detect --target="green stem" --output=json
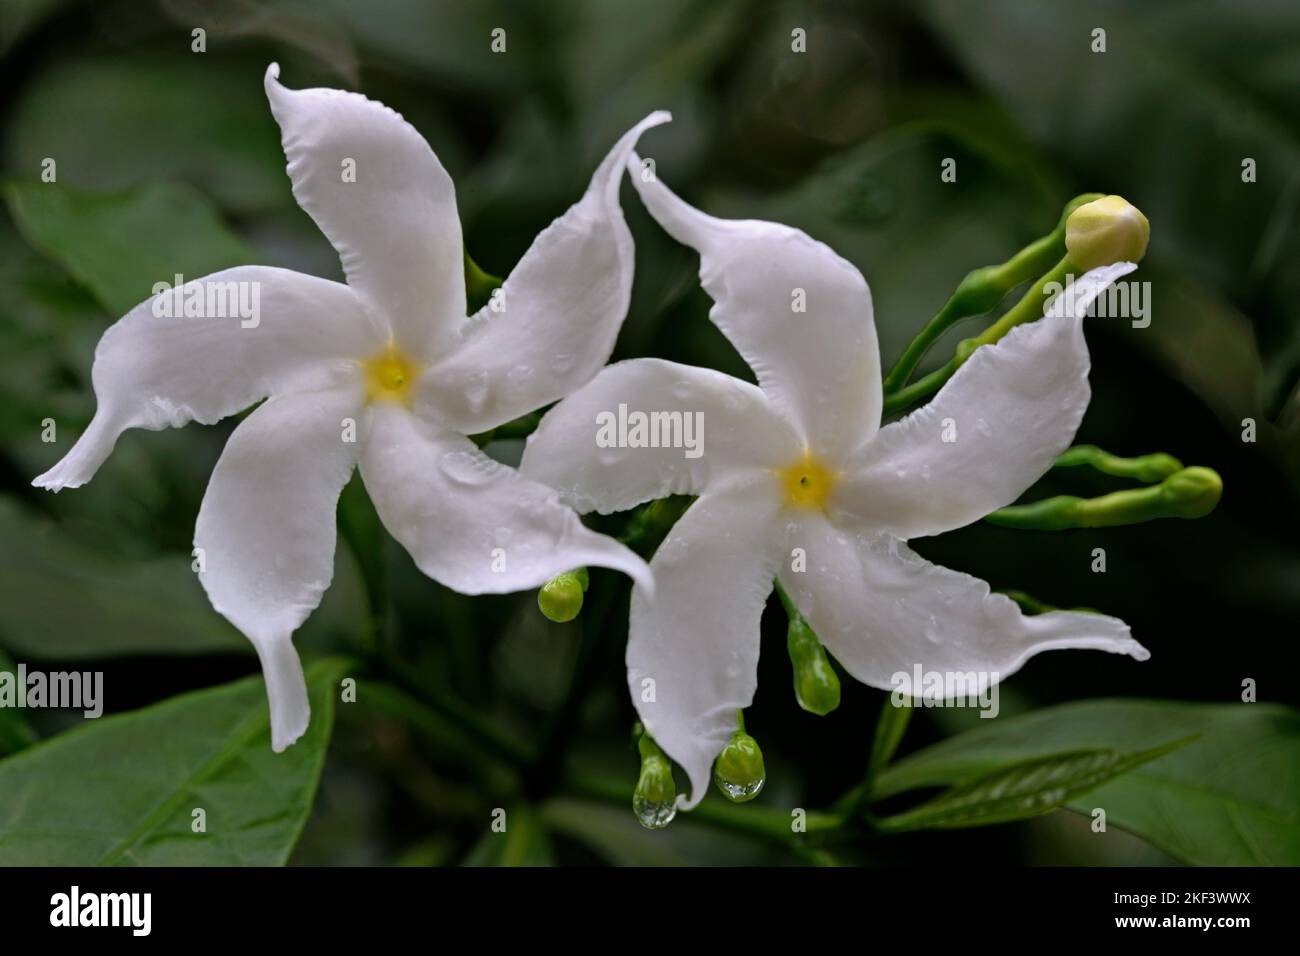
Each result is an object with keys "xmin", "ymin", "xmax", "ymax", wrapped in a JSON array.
[
  {"xmin": 838, "ymin": 697, "xmax": 913, "ymax": 823},
  {"xmin": 881, "ymin": 255, "xmax": 1076, "ymax": 416},
  {"xmin": 986, "ymin": 466, "xmax": 1223, "ymax": 530},
  {"xmin": 1052, "ymin": 444, "xmax": 1182, "ymax": 483},
  {"xmin": 881, "ymin": 193, "xmax": 1101, "ymax": 394}
]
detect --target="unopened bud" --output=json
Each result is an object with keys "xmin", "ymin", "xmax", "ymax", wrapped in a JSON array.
[
  {"xmin": 537, "ymin": 569, "xmax": 585, "ymax": 622},
  {"xmin": 787, "ymin": 616, "xmax": 841, "ymax": 715},
  {"xmin": 633, "ymin": 733, "xmax": 677, "ymax": 829},
  {"xmin": 713, "ymin": 726, "xmax": 766, "ymax": 803},
  {"xmin": 1065, "ymin": 195, "xmax": 1150, "ymax": 270},
  {"xmin": 1161, "ymin": 466, "xmax": 1222, "ymax": 519}
]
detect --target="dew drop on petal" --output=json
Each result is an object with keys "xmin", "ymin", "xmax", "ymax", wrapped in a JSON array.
[
  {"xmin": 438, "ymin": 450, "xmax": 493, "ymax": 487},
  {"xmin": 464, "ymin": 370, "xmax": 490, "ymax": 412}
]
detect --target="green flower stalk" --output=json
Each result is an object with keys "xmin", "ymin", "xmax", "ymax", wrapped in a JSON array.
[
  {"xmin": 882, "ymin": 193, "xmax": 1101, "ymax": 395},
  {"xmin": 1053, "ymin": 444, "xmax": 1183, "ymax": 483},
  {"xmin": 987, "ymin": 466, "xmax": 1223, "ymax": 530},
  {"xmin": 882, "ymin": 193, "xmax": 1149, "ymax": 415}
]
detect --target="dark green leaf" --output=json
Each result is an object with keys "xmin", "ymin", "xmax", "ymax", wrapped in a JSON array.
[
  {"xmin": 0, "ymin": 657, "xmax": 349, "ymax": 865},
  {"xmin": 872, "ymin": 699, "xmax": 1300, "ymax": 865},
  {"xmin": 0, "ymin": 497, "xmax": 369, "ymax": 660},
  {"xmin": 0, "ymin": 649, "xmax": 38, "ymax": 756},
  {"xmin": 4, "ymin": 180, "xmax": 254, "ymax": 317},
  {"xmin": 874, "ymin": 738, "xmax": 1193, "ymax": 832},
  {"xmin": 4, "ymin": 56, "xmax": 289, "ymax": 215}
]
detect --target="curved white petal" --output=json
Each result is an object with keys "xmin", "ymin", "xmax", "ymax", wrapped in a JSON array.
[
  {"xmin": 33, "ymin": 266, "xmax": 379, "ymax": 492},
  {"xmin": 359, "ymin": 402, "xmax": 651, "ymax": 593},
  {"xmin": 626, "ymin": 157, "xmax": 880, "ymax": 461},
  {"xmin": 831, "ymin": 263, "xmax": 1138, "ymax": 539},
  {"xmin": 519, "ymin": 358, "xmax": 801, "ymax": 514},
  {"xmin": 265, "ymin": 63, "xmax": 464, "ymax": 357},
  {"xmin": 415, "ymin": 112, "xmax": 670, "ymax": 432},
  {"xmin": 779, "ymin": 516, "xmax": 1148, "ymax": 700},
  {"xmin": 194, "ymin": 379, "xmax": 365, "ymax": 752},
  {"xmin": 628, "ymin": 478, "xmax": 784, "ymax": 810}
]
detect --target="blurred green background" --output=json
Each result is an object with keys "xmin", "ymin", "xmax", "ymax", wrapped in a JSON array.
[{"xmin": 0, "ymin": 0, "xmax": 1298, "ymax": 866}]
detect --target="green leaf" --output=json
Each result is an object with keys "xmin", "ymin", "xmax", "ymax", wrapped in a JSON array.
[
  {"xmin": 0, "ymin": 497, "xmax": 369, "ymax": 660},
  {"xmin": 0, "ymin": 498, "xmax": 246, "ymax": 658},
  {"xmin": 0, "ymin": 649, "xmax": 37, "ymax": 756},
  {"xmin": 872, "ymin": 699, "xmax": 1300, "ymax": 865},
  {"xmin": 4, "ymin": 56, "xmax": 290, "ymax": 215},
  {"xmin": 874, "ymin": 738, "xmax": 1193, "ymax": 832},
  {"xmin": 0, "ymin": 657, "xmax": 349, "ymax": 865},
  {"xmin": 3, "ymin": 180, "xmax": 255, "ymax": 317}
]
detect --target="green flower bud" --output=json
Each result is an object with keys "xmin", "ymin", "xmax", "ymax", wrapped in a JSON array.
[
  {"xmin": 713, "ymin": 727, "xmax": 766, "ymax": 802},
  {"xmin": 633, "ymin": 734, "xmax": 677, "ymax": 829},
  {"xmin": 1065, "ymin": 195, "xmax": 1150, "ymax": 271},
  {"xmin": 1161, "ymin": 466, "xmax": 1223, "ymax": 519},
  {"xmin": 537, "ymin": 570, "xmax": 584, "ymax": 623},
  {"xmin": 787, "ymin": 616, "xmax": 841, "ymax": 715}
]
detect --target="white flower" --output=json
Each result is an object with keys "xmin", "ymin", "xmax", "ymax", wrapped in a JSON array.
[
  {"xmin": 520, "ymin": 160, "xmax": 1150, "ymax": 808},
  {"xmin": 33, "ymin": 64, "xmax": 660, "ymax": 751}
]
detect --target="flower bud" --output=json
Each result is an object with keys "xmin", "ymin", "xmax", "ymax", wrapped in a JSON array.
[
  {"xmin": 633, "ymin": 734, "xmax": 677, "ymax": 829},
  {"xmin": 787, "ymin": 616, "xmax": 841, "ymax": 715},
  {"xmin": 1161, "ymin": 466, "xmax": 1223, "ymax": 519},
  {"xmin": 713, "ymin": 728, "xmax": 766, "ymax": 802},
  {"xmin": 1065, "ymin": 195, "xmax": 1150, "ymax": 270},
  {"xmin": 537, "ymin": 570, "xmax": 585, "ymax": 622}
]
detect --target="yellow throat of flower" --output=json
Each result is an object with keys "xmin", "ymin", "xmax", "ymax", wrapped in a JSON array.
[
  {"xmin": 779, "ymin": 451, "xmax": 837, "ymax": 510},
  {"xmin": 362, "ymin": 344, "xmax": 421, "ymax": 406}
]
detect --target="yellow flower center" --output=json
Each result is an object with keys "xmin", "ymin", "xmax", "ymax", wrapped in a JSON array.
[
  {"xmin": 779, "ymin": 452, "xmax": 837, "ymax": 510},
  {"xmin": 362, "ymin": 344, "xmax": 421, "ymax": 406}
]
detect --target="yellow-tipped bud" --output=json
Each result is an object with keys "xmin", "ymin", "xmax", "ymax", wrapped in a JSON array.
[
  {"xmin": 1161, "ymin": 466, "xmax": 1223, "ymax": 519},
  {"xmin": 1065, "ymin": 195, "xmax": 1150, "ymax": 270}
]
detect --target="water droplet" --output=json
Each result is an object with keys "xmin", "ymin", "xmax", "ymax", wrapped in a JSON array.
[
  {"xmin": 464, "ymin": 370, "xmax": 490, "ymax": 411},
  {"xmin": 671, "ymin": 380, "xmax": 693, "ymax": 401},
  {"xmin": 713, "ymin": 770, "xmax": 765, "ymax": 802},
  {"xmin": 438, "ymin": 450, "xmax": 492, "ymax": 486},
  {"xmin": 632, "ymin": 795, "xmax": 677, "ymax": 830}
]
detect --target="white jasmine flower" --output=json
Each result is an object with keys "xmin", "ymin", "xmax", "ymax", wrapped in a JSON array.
[
  {"xmin": 33, "ymin": 64, "xmax": 660, "ymax": 751},
  {"xmin": 521, "ymin": 162, "xmax": 1149, "ymax": 808}
]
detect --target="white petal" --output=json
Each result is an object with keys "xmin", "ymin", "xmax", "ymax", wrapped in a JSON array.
[
  {"xmin": 414, "ymin": 112, "xmax": 670, "ymax": 433},
  {"xmin": 628, "ymin": 478, "xmax": 784, "ymax": 810},
  {"xmin": 33, "ymin": 266, "xmax": 379, "ymax": 492},
  {"xmin": 519, "ymin": 358, "xmax": 801, "ymax": 514},
  {"xmin": 626, "ymin": 158, "xmax": 881, "ymax": 461},
  {"xmin": 359, "ymin": 403, "xmax": 651, "ymax": 593},
  {"xmin": 194, "ymin": 379, "xmax": 365, "ymax": 752},
  {"xmin": 779, "ymin": 516, "xmax": 1148, "ymax": 700},
  {"xmin": 265, "ymin": 63, "xmax": 465, "ymax": 357},
  {"xmin": 831, "ymin": 263, "xmax": 1138, "ymax": 539}
]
